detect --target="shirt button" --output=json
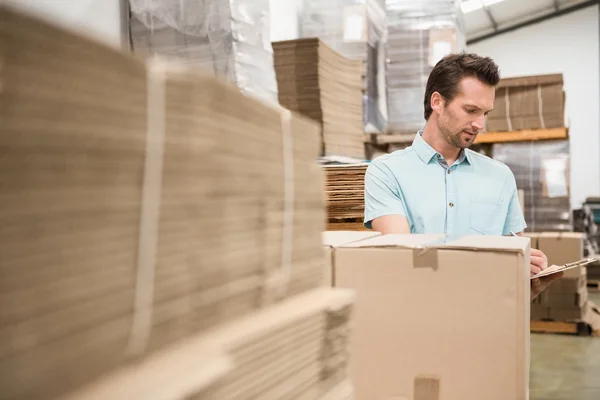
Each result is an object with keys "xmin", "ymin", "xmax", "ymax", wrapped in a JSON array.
[
  {"xmin": 447, "ymin": 170, "xmax": 451, "ymax": 175},
  {"xmin": 449, "ymin": 202, "xmax": 454, "ymax": 208}
]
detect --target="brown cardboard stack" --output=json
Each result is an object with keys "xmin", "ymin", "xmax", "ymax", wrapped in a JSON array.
[
  {"xmin": 64, "ymin": 288, "xmax": 356, "ymax": 400},
  {"xmin": 530, "ymin": 233, "xmax": 589, "ymax": 321},
  {"xmin": 0, "ymin": 7, "xmax": 354, "ymax": 400},
  {"xmin": 323, "ymin": 163, "xmax": 368, "ymax": 222},
  {"xmin": 330, "ymin": 234, "xmax": 531, "ymax": 400},
  {"xmin": 273, "ymin": 38, "xmax": 365, "ymax": 159},
  {"xmin": 487, "ymin": 74, "xmax": 565, "ymax": 132}
]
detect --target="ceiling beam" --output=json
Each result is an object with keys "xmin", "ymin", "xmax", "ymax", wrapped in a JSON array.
[
  {"xmin": 482, "ymin": 4, "xmax": 499, "ymax": 32},
  {"xmin": 467, "ymin": 0, "xmax": 599, "ymax": 45},
  {"xmin": 553, "ymin": 0, "xmax": 560, "ymax": 12}
]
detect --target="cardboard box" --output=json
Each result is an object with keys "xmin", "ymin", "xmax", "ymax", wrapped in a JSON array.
[
  {"xmin": 546, "ymin": 274, "xmax": 587, "ymax": 294},
  {"xmin": 522, "ymin": 232, "xmax": 540, "ymax": 249},
  {"xmin": 487, "ymin": 74, "xmax": 565, "ymax": 132},
  {"xmin": 333, "ymin": 234, "xmax": 530, "ymax": 400},
  {"xmin": 539, "ymin": 287, "xmax": 588, "ymax": 308},
  {"xmin": 548, "ymin": 305, "xmax": 587, "ymax": 321},
  {"xmin": 518, "ymin": 189, "xmax": 525, "ymax": 215},
  {"xmin": 531, "ymin": 304, "xmax": 550, "ymax": 320},
  {"xmin": 538, "ymin": 232, "xmax": 584, "ymax": 278},
  {"xmin": 322, "ymin": 231, "xmax": 380, "ymax": 286}
]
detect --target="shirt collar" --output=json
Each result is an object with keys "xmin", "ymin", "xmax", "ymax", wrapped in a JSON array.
[{"xmin": 412, "ymin": 131, "xmax": 472, "ymax": 166}]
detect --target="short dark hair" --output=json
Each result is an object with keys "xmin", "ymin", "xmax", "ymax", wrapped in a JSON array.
[{"xmin": 423, "ymin": 53, "xmax": 500, "ymax": 120}]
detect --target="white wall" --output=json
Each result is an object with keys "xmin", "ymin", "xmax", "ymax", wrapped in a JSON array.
[
  {"xmin": 468, "ymin": 5, "xmax": 600, "ymax": 209},
  {"xmin": 3, "ymin": 0, "xmax": 124, "ymax": 48}
]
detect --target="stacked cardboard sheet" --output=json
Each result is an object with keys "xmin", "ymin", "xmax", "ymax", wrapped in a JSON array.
[
  {"xmin": 323, "ymin": 164, "xmax": 368, "ymax": 222},
  {"xmin": 0, "ymin": 6, "xmax": 328, "ymax": 399},
  {"xmin": 385, "ymin": 0, "xmax": 465, "ymax": 133},
  {"xmin": 129, "ymin": 0, "xmax": 278, "ymax": 104},
  {"xmin": 331, "ymin": 234, "xmax": 531, "ymax": 400},
  {"xmin": 493, "ymin": 140, "xmax": 571, "ymax": 232},
  {"xmin": 273, "ymin": 38, "xmax": 365, "ymax": 159},
  {"xmin": 64, "ymin": 288, "xmax": 356, "ymax": 400},
  {"xmin": 528, "ymin": 233, "xmax": 590, "ymax": 321},
  {"xmin": 487, "ymin": 74, "xmax": 565, "ymax": 132},
  {"xmin": 300, "ymin": 0, "xmax": 388, "ymax": 133}
]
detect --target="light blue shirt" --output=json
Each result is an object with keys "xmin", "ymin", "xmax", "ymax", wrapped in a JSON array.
[{"xmin": 364, "ymin": 133, "xmax": 527, "ymax": 235}]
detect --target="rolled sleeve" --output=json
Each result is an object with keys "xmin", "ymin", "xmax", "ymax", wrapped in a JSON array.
[
  {"xmin": 502, "ymin": 172, "xmax": 527, "ymax": 235},
  {"xmin": 363, "ymin": 161, "xmax": 408, "ymax": 229}
]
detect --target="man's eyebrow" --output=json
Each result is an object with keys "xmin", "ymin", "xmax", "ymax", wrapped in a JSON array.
[{"xmin": 464, "ymin": 104, "xmax": 493, "ymax": 113}]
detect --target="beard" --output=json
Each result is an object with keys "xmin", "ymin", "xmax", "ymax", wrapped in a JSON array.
[{"xmin": 437, "ymin": 118, "xmax": 477, "ymax": 149}]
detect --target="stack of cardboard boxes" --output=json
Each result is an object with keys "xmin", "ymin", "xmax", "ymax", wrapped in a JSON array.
[
  {"xmin": 129, "ymin": 0, "xmax": 278, "ymax": 104},
  {"xmin": 323, "ymin": 232, "xmax": 531, "ymax": 400},
  {"xmin": 486, "ymin": 74, "xmax": 565, "ymax": 132},
  {"xmin": 494, "ymin": 141, "xmax": 572, "ymax": 232},
  {"xmin": 300, "ymin": 0, "xmax": 388, "ymax": 133},
  {"xmin": 273, "ymin": 38, "xmax": 365, "ymax": 159},
  {"xmin": 0, "ymin": 7, "xmax": 355, "ymax": 399},
  {"xmin": 526, "ymin": 233, "xmax": 589, "ymax": 321},
  {"xmin": 385, "ymin": 0, "xmax": 465, "ymax": 133}
]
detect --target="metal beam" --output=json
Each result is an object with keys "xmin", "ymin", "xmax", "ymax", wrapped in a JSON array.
[
  {"xmin": 482, "ymin": 4, "xmax": 499, "ymax": 32},
  {"xmin": 120, "ymin": 0, "xmax": 131, "ymax": 52},
  {"xmin": 467, "ymin": 0, "xmax": 600, "ymax": 45}
]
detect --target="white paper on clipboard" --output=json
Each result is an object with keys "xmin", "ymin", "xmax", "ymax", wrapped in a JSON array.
[{"xmin": 531, "ymin": 258, "xmax": 596, "ymax": 280}]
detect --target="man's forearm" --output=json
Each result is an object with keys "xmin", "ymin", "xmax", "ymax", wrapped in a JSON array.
[{"xmin": 371, "ymin": 215, "xmax": 410, "ymax": 234}]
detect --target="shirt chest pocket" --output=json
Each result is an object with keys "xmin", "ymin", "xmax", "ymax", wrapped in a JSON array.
[{"xmin": 469, "ymin": 197, "xmax": 506, "ymax": 235}]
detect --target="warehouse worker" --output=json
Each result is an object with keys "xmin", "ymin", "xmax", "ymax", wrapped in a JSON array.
[{"xmin": 363, "ymin": 53, "xmax": 560, "ymax": 299}]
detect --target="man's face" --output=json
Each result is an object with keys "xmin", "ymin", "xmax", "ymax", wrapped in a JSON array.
[{"xmin": 436, "ymin": 77, "xmax": 495, "ymax": 149}]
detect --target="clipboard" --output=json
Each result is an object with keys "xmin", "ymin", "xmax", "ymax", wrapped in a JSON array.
[{"xmin": 530, "ymin": 257, "xmax": 596, "ymax": 280}]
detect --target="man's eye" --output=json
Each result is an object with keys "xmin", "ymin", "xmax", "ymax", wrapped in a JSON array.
[{"xmin": 466, "ymin": 109, "xmax": 476, "ymax": 114}]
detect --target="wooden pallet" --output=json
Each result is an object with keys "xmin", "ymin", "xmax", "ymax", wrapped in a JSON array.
[{"xmin": 530, "ymin": 320, "xmax": 594, "ymax": 336}]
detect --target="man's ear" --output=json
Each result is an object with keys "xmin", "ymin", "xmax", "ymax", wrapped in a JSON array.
[{"xmin": 431, "ymin": 92, "xmax": 445, "ymax": 115}]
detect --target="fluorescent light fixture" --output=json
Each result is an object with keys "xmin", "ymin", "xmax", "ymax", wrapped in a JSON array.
[{"xmin": 461, "ymin": 0, "xmax": 506, "ymax": 14}]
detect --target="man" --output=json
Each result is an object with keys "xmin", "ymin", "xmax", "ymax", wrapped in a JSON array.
[{"xmin": 364, "ymin": 53, "xmax": 561, "ymax": 299}]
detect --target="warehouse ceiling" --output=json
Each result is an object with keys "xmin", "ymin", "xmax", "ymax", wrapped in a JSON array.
[{"xmin": 463, "ymin": 0, "xmax": 598, "ymax": 43}]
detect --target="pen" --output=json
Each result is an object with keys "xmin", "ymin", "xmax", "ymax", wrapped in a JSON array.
[{"xmin": 509, "ymin": 231, "xmax": 518, "ymax": 237}]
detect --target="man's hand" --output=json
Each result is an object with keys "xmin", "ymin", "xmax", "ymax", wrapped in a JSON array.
[
  {"xmin": 530, "ymin": 248, "xmax": 548, "ymax": 277},
  {"xmin": 530, "ymin": 248, "xmax": 562, "ymax": 300}
]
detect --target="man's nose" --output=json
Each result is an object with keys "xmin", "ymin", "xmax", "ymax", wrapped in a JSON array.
[{"xmin": 472, "ymin": 117, "xmax": 485, "ymax": 131}]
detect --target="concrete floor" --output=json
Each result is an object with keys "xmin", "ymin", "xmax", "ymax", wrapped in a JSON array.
[{"xmin": 530, "ymin": 292, "xmax": 600, "ymax": 400}]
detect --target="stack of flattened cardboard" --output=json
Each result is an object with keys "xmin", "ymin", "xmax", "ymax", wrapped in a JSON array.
[
  {"xmin": 493, "ymin": 140, "xmax": 571, "ymax": 232},
  {"xmin": 299, "ymin": 0, "xmax": 388, "ymax": 133},
  {"xmin": 330, "ymin": 234, "xmax": 531, "ymax": 400},
  {"xmin": 323, "ymin": 164, "xmax": 368, "ymax": 224},
  {"xmin": 487, "ymin": 74, "xmax": 565, "ymax": 132},
  {"xmin": 128, "ymin": 0, "xmax": 278, "ymax": 105},
  {"xmin": 273, "ymin": 38, "xmax": 365, "ymax": 159},
  {"xmin": 0, "ymin": 6, "xmax": 353, "ymax": 399},
  {"xmin": 64, "ymin": 288, "xmax": 356, "ymax": 400},
  {"xmin": 528, "ymin": 233, "xmax": 591, "ymax": 321},
  {"xmin": 385, "ymin": 0, "xmax": 465, "ymax": 133}
]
